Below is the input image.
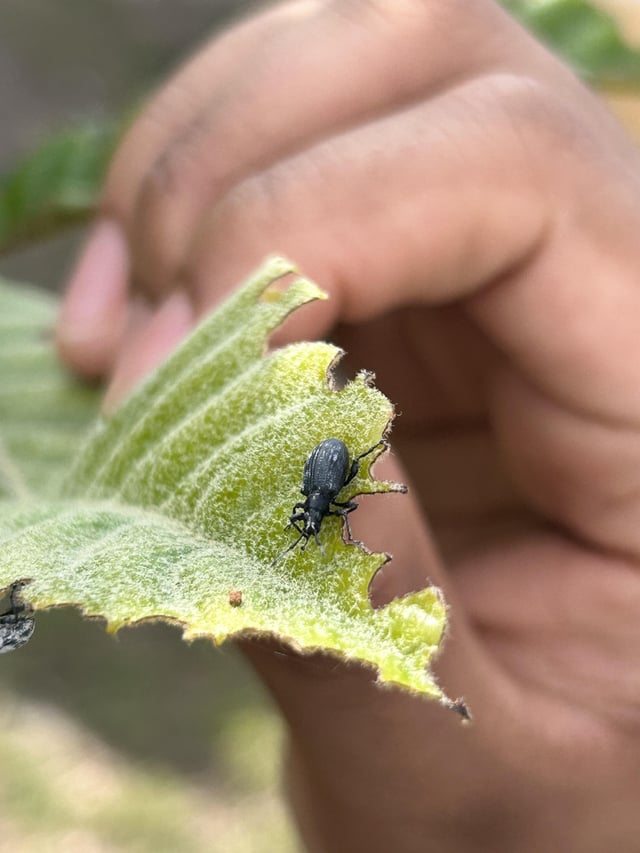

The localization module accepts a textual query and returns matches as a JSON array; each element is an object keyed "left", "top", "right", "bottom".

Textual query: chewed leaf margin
[
  {"left": 0, "top": 499, "right": 448, "bottom": 698},
  {"left": 0, "top": 258, "right": 458, "bottom": 708}
]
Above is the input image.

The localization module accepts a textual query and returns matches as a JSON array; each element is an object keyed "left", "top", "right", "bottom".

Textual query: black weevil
[{"left": 274, "top": 437, "right": 386, "bottom": 561}]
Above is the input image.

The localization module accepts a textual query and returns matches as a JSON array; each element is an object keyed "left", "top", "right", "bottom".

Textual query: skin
[{"left": 56, "top": 1, "right": 640, "bottom": 850}]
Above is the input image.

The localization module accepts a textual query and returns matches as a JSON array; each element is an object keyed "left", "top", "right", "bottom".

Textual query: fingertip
[
  {"left": 102, "top": 289, "right": 195, "bottom": 415},
  {"left": 56, "top": 220, "right": 129, "bottom": 378}
]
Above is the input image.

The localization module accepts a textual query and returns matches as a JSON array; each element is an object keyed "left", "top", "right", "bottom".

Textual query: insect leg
[
  {"left": 330, "top": 499, "right": 358, "bottom": 542},
  {"left": 286, "top": 512, "right": 306, "bottom": 534},
  {"left": 344, "top": 440, "right": 388, "bottom": 486}
]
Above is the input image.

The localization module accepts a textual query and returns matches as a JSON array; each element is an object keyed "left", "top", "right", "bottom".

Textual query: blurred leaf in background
[
  {"left": 0, "top": 123, "right": 117, "bottom": 256},
  {"left": 503, "top": 0, "right": 640, "bottom": 83}
]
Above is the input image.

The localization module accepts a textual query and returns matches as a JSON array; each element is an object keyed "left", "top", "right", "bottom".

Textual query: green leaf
[
  {"left": 0, "top": 501, "right": 446, "bottom": 694},
  {"left": 0, "top": 123, "right": 117, "bottom": 254},
  {"left": 0, "top": 278, "right": 99, "bottom": 498},
  {"left": 0, "top": 258, "right": 452, "bottom": 704},
  {"left": 503, "top": 0, "right": 640, "bottom": 83}
]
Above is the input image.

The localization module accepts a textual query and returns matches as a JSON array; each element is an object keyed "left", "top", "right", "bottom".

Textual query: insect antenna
[{"left": 271, "top": 530, "right": 306, "bottom": 566}]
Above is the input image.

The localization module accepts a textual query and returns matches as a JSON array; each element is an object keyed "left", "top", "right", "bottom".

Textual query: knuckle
[
  {"left": 101, "top": 109, "right": 183, "bottom": 219},
  {"left": 131, "top": 135, "right": 212, "bottom": 294}
]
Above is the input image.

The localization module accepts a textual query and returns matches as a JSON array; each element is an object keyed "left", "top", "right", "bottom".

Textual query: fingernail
[{"left": 56, "top": 220, "right": 129, "bottom": 376}]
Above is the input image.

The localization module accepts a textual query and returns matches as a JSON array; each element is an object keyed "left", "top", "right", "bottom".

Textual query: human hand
[{"left": 56, "top": 1, "right": 640, "bottom": 850}]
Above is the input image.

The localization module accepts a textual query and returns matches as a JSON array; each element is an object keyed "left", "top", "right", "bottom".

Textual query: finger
[
  {"left": 177, "top": 72, "right": 553, "bottom": 326},
  {"left": 56, "top": 221, "right": 129, "bottom": 377},
  {"left": 111, "top": 0, "right": 529, "bottom": 297},
  {"left": 57, "top": 2, "right": 287, "bottom": 374},
  {"left": 58, "top": 0, "right": 546, "bottom": 376},
  {"left": 102, "top": 290, "right": 194, "bottom": 415},
  {"left": 487, "top": 366, "right": 640, "bottom": 559},
  {"left": 187, "top": 72, "right": 640, "bottom": 401},
  {"left": 154, "top": 70, "right": 640, "bottom": 554},
  {"left": 102, "top": 2, "right": 293, "bottom": 224},
  {"left": 103, "top": 70, "right": 557, "bottom": 395}
]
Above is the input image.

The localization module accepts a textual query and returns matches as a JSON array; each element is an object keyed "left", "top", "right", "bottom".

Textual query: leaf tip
[
  {"left": 262, "top": 254, "right": 299, "bottom": 280},
  {"left": 446, "top": 696, "right": 473, "bottom": 723}
]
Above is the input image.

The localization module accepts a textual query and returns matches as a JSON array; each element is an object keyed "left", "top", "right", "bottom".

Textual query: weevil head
[{"left": 304, "top": 508, "right": 323, "bottom": 537}]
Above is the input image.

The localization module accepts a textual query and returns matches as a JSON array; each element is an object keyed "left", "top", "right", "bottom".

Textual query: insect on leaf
[
  {"left": 0, "top": 279, "right": 99, "bottom": 498},
  {"left": 0, "top": 258, "right": 453, "bottom": 705}
]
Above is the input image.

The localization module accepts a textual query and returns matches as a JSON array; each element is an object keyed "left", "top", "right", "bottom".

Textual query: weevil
[
  {"left": 274, "top": 437, "right": 386, "bottom": 562},
  {"left": 0, "top": 582, "right": 35, "bottom": 653}
]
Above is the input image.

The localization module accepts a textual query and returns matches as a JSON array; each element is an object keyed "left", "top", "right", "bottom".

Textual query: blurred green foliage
[{"left": 503, "top": 0, "right": 640, "bottom": 82}]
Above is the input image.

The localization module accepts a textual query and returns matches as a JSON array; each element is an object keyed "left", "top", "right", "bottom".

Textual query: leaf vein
[{"left": 85, "top": 323, "right": 264, "bottom": 490}]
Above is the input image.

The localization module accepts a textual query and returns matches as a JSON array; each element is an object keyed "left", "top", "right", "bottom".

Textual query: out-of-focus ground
[
  {"left": 1, "top": 1, "right": 640, "bottom": 850},
  {"left": 0, "top": 2, "right": 299, "bottom": 851}
]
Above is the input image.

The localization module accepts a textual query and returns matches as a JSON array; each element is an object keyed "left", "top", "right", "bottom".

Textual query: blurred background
[
  {"left": 1, "top": 0, "right": 640, "bottom": 850},
  {"left": 0, "top": 0, "right": 266, "bottom": 290},
  {"left": 0, "top": 2, "right": 299, "bottom": 851}
]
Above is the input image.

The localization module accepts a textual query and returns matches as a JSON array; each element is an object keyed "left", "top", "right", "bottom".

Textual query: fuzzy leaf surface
[
  {"left": 0, "top": 259, "right": 449, "bottom": 700},
  {"left": 0, "top": 278, "right": 99, "bottom": 498}
]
